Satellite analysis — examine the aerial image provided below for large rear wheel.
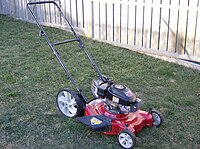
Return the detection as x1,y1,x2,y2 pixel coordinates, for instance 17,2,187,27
56,89,84,118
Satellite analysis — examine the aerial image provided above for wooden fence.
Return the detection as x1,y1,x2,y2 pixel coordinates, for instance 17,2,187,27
0,0,200,69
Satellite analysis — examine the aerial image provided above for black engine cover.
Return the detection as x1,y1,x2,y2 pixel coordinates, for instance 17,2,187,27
107,84,136,106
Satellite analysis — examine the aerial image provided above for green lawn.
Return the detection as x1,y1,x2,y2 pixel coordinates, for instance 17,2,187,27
0,14,200,149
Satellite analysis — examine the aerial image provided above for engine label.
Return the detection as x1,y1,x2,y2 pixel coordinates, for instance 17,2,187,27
112,96,119,103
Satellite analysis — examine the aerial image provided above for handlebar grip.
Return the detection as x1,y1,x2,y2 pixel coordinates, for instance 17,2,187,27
27,1,57,6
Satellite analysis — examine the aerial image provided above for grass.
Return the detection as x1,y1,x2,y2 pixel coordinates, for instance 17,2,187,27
0,14,200,149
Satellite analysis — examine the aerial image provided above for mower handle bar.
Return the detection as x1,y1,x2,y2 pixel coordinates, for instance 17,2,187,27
53,39,79,46
27,1,107,100
27,1,57,5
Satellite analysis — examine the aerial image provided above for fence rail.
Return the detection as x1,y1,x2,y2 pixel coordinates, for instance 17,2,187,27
0,0,200,69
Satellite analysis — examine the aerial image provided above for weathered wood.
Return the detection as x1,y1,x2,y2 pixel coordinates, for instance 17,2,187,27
0,0,200,69
93,1,99,39
151,0,160,50
77,0,83,28
100,39,200,71
187,0,199,56
83,0,92,37
120,1,128,45
114,1,120,43
100,2,106,40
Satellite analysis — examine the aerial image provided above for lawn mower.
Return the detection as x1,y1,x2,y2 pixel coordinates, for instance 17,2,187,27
27,1,164,148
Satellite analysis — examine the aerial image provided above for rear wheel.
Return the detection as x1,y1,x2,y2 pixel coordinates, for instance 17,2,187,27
151,110,164,127
56,89,84,118
118,129,136,149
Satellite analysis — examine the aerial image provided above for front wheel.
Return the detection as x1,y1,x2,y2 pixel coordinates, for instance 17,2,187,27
118,129,136,149
56,89,84,118
151,110,164,127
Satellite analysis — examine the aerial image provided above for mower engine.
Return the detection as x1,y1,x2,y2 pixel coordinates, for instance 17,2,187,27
97,83,141,114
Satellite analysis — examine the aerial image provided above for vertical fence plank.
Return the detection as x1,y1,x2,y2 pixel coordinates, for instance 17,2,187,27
165,0,171,51
43,1,47,23
183,0,190,55
121,1,128,45
0,0,2,13
99,1,106,40
64,0,71,26
149,0,153,48
40,0,45,23
106,2,113,42
16,0,20,18
126,2,129,45
151,0,159,49
37,0,42,23
20,0,25,20
186,0,198,56
174,0,180,53
157,0,162,50
91,1,94,38
135,1,143,47
23,0,28,20
77,0,83,28
142,0,151,48
10,0,15,17
194,1,200,57
16,0,21,18
159,0,169,51
176,0,187,54
127,2,135,46
57,1,61,25
113,0,120,43
6,0,9,14
83,0,92,37
93,1,99,39
71,0,77,26
167,0,177,53
51,1,56,25
193,0,199,57
141,0,145,47
3,0,6,14
45,0,51,24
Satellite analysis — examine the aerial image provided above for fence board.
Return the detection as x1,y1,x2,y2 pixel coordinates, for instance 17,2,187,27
194,2,200,57
45,0,50,24
151,0,160,50
0,0,2,13
134,1,142,47
77,0,83,28
159,0,168,51
186,0,199,56
176,0,187,54
114,3,120,42
167,0,177,53
64,0,71,26
105,2,113,42
142,0,151,48
99,2,106,40
121,1,128,45
70,0,77,26
83,0,92,37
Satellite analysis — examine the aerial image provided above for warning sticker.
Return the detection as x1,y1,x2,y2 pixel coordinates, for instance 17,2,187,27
90,117,102,125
